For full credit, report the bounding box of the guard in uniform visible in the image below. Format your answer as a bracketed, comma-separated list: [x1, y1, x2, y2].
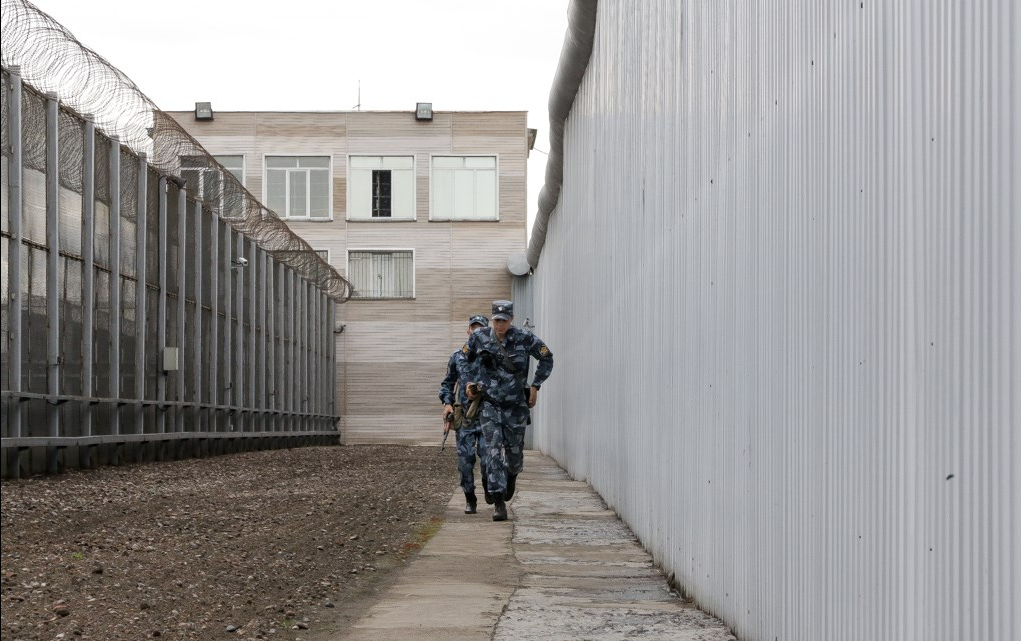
[460, 300, 553, 521]
[439, 315, 490, 514]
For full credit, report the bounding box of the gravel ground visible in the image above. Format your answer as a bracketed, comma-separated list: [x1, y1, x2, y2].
[1, 444, 459, 641]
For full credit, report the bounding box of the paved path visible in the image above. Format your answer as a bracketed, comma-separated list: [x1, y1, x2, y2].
[336, 451, 736, 641]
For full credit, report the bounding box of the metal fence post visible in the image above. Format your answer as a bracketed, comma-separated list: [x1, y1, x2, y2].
[306, 280, 311, 430]
[312, 289, 318, 431]
[177, 188, 186, 433]
[45, 94, 60, 452]
[311, 286, 318, 430]
[321, 291, 328, 430]
[283, 269, 291, 431]
[134, 153, 147, 436]
[320, 291, 327, 430]
[305, 280, 312, 431]
[191, 199, 202, 432]
[234, 232, 243, 432]
[248, 238, 257, 432]
[108, 137, 121, 436]
[329, 299, 337, 434]
[280, 268, 287, 431]
[209, 214, 219, 432]
[267, 257, 276, 432]
[298, 277, 304, 430]
[156, 177, 168, 434]
[223, 225, 232, 430]
[312, 284, 320, 430]
[289, 270, 296, 432]
[320, 292, 327, 431]
[301, 277, 308, 431]
[278, 266, 285, 432]
[81, 116, 96, 443]
[6, 68, 24, 476]
[257, 248, 266, 432]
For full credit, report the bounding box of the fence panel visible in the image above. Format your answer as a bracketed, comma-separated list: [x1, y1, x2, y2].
[1, 68, 342, 477]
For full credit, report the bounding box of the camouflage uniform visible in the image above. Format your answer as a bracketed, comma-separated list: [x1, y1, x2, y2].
[459, 320, 553, 497]
[438, 345, 486, 495]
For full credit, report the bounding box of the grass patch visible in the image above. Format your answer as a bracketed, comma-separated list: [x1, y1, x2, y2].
[397, 516, 444, 560]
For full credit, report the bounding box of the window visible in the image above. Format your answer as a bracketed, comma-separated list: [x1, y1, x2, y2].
[314, 249, 330, 264]
[265, 156, 331, 219]
[430, 155, 497, 220]
[348, 250, 414, 299]
[371, 170, 391, 217]
[180, 155, 245, 217]
[216, 155, 245, 182]
[348, 156, 414, 220]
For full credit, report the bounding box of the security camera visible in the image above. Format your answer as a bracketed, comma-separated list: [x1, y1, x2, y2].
[236, 256, 249, 267]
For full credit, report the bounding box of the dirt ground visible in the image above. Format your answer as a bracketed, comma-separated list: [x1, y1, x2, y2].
[0, 444, 461, 641]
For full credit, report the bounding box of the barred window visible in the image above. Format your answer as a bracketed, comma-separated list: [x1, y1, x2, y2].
[347, 250, 414, 299]
[348, 156, 414, 220]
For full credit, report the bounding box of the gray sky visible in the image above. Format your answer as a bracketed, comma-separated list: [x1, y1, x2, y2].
[25, 0, 571, 234]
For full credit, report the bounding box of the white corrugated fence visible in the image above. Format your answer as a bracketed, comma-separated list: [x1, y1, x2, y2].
[528, 2, 1018, 640]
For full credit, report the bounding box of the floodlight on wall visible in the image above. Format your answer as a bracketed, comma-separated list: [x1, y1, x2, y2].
[415, 102, 433, 121]
[507, 252, 531, 276]
[195, 102, 213, 120]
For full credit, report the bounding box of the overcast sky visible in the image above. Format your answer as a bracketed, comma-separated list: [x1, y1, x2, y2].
[23, 0, 571, 234]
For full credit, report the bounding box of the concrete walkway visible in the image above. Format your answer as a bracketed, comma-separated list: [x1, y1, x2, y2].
[336, 451, 736, 641]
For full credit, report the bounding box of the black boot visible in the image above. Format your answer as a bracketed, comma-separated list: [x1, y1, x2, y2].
[482, 475, 496, 504]
[502, 474, 517, 501]
[492, 499, 508, 522]
[464, 492, 477, 514]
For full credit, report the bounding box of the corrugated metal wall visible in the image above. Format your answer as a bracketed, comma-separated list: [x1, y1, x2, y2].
[529, 2, 1018, 640]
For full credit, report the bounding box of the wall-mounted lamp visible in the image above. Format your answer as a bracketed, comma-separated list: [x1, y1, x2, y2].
[415, 102, 433, 121]
[195, 102, 213, 121]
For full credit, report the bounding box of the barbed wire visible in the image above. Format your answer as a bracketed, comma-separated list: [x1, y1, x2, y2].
[1, 0, 351, 302]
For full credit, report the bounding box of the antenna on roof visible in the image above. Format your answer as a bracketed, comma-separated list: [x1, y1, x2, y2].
[352, 80, 361, 111]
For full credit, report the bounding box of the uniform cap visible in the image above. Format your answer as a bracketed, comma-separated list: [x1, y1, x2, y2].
[468, 314, 489, 328]
[491, 300, 513, 320]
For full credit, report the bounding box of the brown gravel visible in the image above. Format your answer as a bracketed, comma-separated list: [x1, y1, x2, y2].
[1, 444, 459, 641]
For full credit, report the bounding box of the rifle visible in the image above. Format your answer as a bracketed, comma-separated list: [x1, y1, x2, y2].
[439, 411, 454, 453]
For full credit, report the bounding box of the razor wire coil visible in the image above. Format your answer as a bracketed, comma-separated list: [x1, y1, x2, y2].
[2, 0, 351, 302]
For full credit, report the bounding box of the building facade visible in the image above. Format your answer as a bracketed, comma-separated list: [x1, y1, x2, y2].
[170, 109, 530, 443]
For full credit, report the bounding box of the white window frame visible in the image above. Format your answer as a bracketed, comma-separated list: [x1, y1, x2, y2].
[346, 154, 417, 222]
[346, 248, 416, 300]
[313, 248, 331, 265]
[180, 154, 246, 219]
[261, 153, 334, 221]
[216, 154, 246, 183]
[428, 154, 500, 221]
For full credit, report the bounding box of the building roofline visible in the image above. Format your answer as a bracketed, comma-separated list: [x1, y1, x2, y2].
[164, 109, 528, 116]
